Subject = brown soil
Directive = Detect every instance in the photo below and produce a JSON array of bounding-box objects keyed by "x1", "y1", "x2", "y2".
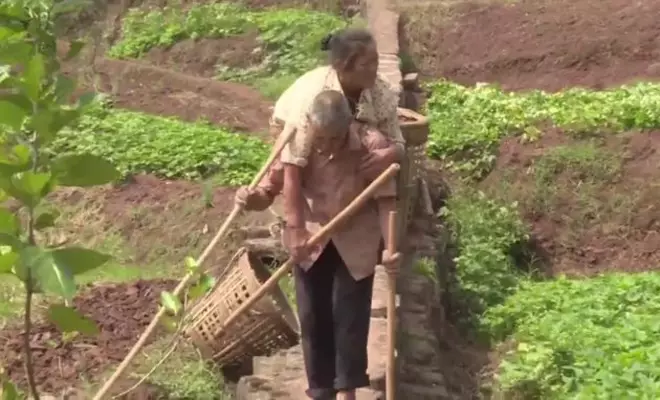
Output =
[
  {"x1": 51, "y1": 175, "x2": 276, "y2": 270},
  {"x1": 485, "y1": 129, "x2": 660, "y2": 277},
  {"x1": 145, "y1": 34, "x2": 264, "y2": 78},
  {"x1": 407, "y1": 0, "x2": 660, "y2": 91},
  {"x1": 0, "y1": 279, "x2": 176, "y2": 397},
  {"x1": 59, "y1": 42, "x2": 272, "y2": 134}
]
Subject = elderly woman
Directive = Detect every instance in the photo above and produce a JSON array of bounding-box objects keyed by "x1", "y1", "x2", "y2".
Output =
[{"x1": 236, "y1": 89, "x2": 402, "y2": 400}]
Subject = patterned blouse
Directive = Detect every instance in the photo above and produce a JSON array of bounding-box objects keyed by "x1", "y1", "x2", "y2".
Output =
[{"x1": 271, "y1": 65, "x2": 405, "y2": 167}]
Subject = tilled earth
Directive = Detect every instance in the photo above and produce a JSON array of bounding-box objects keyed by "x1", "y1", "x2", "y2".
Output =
[
  {"x1": 408, "y1": 0, "x2": 660, "y2": 91},
  {"x1": 0, "y1": 279, "x2": 176, "y2": 397}
]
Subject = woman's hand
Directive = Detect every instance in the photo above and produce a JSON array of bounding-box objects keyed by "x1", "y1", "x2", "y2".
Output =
[
  {"x1": 360, "y1": 146, "x2": 398, "y2": 178},
  {"x1": 381, "y1": 249, "x2": 402, "y2": 276},
  {"x1": 282, "y1": 226, "x2": 315, "y2": 263},
  {"x1": 234, "y1": 187, "x2": 273, "y2": 211}
]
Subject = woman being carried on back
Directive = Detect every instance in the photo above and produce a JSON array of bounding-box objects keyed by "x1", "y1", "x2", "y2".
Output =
[{"x1": 235, "y1": 28, "x2": 405, "y2": 400}]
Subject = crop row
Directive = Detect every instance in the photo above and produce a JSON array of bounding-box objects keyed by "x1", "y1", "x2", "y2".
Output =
[{"x1": 426, "y1": 81, "x2": 660, "y2": 176}]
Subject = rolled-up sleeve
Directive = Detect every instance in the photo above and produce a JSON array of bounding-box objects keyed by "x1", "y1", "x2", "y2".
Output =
[{"x1": 359, "y1": 127, "x2": 398, "y2": 199}]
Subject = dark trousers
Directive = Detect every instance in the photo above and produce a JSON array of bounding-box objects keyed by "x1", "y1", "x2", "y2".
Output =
[{"x1": 294, "y1": 241, "x2": 375, "y2": 399}]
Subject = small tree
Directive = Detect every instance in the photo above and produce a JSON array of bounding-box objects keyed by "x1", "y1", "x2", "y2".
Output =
[{"x1": 0, "y1": 1, "x2": 120, "y2": 399}]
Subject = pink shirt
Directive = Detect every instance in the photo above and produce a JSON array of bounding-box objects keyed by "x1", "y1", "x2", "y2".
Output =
[{"x1": 261, "y1": 121, "x2": 396, "y2": 280}]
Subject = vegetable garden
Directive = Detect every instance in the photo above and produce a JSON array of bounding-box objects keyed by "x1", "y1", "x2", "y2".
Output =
[{"x1": 2, "y1": 0, "x2": 660, "y2": 398}]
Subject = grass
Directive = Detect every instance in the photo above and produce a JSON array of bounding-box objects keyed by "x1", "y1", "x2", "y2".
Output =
[{"x1": 77, "y1": 339, "x2": 229, "y2": 399}]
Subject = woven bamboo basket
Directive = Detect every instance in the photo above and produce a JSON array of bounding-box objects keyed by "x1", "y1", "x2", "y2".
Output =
[
  {"x1": 397, "y1": 107, "x2": 429, "y2": 241},
  {"x1": 183, "y1": 248, "x2": 299, "y2": 367}
]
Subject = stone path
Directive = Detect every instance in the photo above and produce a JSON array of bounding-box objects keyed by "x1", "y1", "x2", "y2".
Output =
[
  {"x1": 237, "y1": 274, "x2": 392, "y2": 399},
  {"x1": 235, "y1": 1, "x2": 456, "y2": 398}
]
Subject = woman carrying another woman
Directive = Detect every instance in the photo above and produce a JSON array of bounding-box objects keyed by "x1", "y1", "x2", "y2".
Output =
[{"x1": 237, "y1": 28, "x2": 405, "y2": 400}]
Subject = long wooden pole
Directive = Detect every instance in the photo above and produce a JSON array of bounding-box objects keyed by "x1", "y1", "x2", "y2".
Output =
[
  {"x1": 209, "y1": 164, "x2": 401, "y2": 345},
  {"x1": 385, "y1": 211, "x2": 398, "y2": 400},
  {"x1": 92, "y1": 125, "x2": 297, "y2": 400}
]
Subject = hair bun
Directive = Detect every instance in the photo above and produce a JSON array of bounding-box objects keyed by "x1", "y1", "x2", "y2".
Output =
[{"x1": 320, "y1": 33, "x2": 334, "y2": 51}]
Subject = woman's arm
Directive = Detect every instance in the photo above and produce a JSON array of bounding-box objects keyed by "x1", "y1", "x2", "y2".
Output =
[{"x1": 283, "y1": 164, "x2": 306, "y2": 228}]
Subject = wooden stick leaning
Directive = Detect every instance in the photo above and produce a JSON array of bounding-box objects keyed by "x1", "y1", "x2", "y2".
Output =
[
  {"x1": 385, "y1": 211, "x2": 398, "y2": 400},
  {"x1": 208, "y1": 163, "x2": 402, "y2": 346},
  {"x1": 92, "y1": 124, "x2": 297, "y2": 400}
]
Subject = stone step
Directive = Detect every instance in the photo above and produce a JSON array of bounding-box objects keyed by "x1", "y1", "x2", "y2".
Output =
[{"x1": 237, "y1": 318, "x2": 390, "y2": 399}]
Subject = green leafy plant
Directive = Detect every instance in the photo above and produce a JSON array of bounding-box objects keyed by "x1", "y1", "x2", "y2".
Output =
[
  {"x1": 442, "y1": 190, "x2": 528, "y2": 331},
  {"x1": 0, "y1": 1, "x2": 121, "y2": 398},
  {"x1": 425, "y1": 81, "x2": 660, "y2": 177},
  {"x1": 108, "y1": 3, "x2": 347, "y2": 96},
  {"x1": 50, "y1": 104, "x2": 270, "y2": 183},
  {"x1": 483, "y1": 273, "x2": 660, "y2": 399}
]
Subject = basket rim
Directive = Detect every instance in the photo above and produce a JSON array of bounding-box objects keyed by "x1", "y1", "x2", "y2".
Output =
[{"x1": 397, "y1": 107, "x2": 428, "y2": 127}]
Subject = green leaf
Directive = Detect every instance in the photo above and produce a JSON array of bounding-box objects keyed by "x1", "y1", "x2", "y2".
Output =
[
  {"x1": 20, "y1": 246, "x2": 76, "y2": 300},
  {"x1": 0, "y1": 94, "x2": 30, "y2": 130},
  {"x1": 160, "y1": 314, "x2": 178, "y2": 332},
  {"x1": 54, "y1": 75, "x2": 75, "y2": 104},
  {"x1": 51, "y1": 247, "x2": 110, "y2": 275},
  {"x1": 52, "y1": 153, "x2": 120, "y2": 187},
  {"x1": 0, "y1": 208, "x2": 18, "y2": 235},
  {"x1": 188, "y1": 274, "x2": 216, "y2": 300},
  {"x1": 0, "y1": 40, "x2": 32, "y2": 65},
  {"x1": 7, "y1": 171, "x2": 51, "y2": 207},
  {"x1": 49, "y1": 108, "x2": 80, "y2": 136},
  {"x1": 22, "y1": 52, "x2": 45, "y2": 100},
  {"x1": 34, "y1": 208, "x2": 60, "y2": 230},
  {"x1": 11, "y1": 144, "x2": 31, "y2": 165},
  {"x1": 1, "y1": 379, "x2": 19, "y2": 400},
  {"x1": 161, "y1": 291, "x2": 182, "y2": 315},
  {"x1": 0, "y1": 250, "x2": 18, "y2": 274},
  {"x1": 185, "y1": 256, "x2": 199, "y2": 273},
  {"x1": 47, "y1": 304, "x2": 99, "y2": 336},
  {"x1": 65, "y1": 40, "x2": 84, "y2": 60},
  {"x1": 77, "y1": 92, "x2": 97, "y2": 110},
  {"x1": 30, "y1": 109, "x2": 54, "y2": 140}
]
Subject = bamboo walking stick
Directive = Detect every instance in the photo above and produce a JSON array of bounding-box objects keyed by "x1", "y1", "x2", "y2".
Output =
[
  {"x1": 92, "y1": 125, "x2": 297, "y2": 400},
  {"x1": 207, "y1": 164, "x2": 401, "y2": 347},
  {"x1": 385, "y1": 210, "x2": 398, "y2": 400}
]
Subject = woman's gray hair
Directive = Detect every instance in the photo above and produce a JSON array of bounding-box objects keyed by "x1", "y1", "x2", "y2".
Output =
[{"x1": 308, "y1": 90, "x2": 353, "y2": 136}]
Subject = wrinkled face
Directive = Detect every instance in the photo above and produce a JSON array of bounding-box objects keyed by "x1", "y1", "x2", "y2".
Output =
[
  {"x1": 310, "y1": 121, "x2": 349, "y2": 155},
  {"x1": 338, "y1": 42, "x2": 379, "y2": 90}
]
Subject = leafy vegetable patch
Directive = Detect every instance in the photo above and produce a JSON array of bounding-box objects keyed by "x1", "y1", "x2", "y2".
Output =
[
  {"x1": 484, "y1": 273, "x2": 660, "y2": 399},
  {"x1": 443, "y1": 190, "x2": 529, "y2": 330},
  {"x1": 425, "y1": 81, "x2": 660, "y2": 177},
  {"x1": 109, "y1": 3, "x2": 347, "y2": 93},
  {"x1": 51, "y1": 105, "x2": 269, "y2": 183}
]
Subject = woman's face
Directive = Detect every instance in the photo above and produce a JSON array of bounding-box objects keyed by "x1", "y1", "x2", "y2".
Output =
[
  {"x1": 339, "y1": 42, "x2": 379, "y2": 90},
  {"x1": 311, "y1": 122, "x2": 349, "y2": 155}
]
